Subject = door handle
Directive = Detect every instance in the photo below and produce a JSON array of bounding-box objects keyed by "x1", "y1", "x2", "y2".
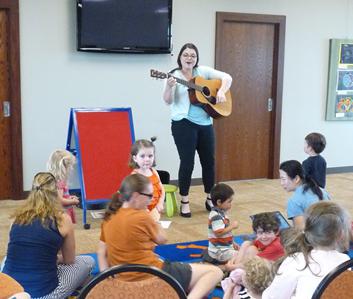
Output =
[
  {"x1": 267, "y1": 98, "x2": 273, "y2": 112},
  {"x1": 3, "y1": 101, "x2": 10, "y2": 117}
]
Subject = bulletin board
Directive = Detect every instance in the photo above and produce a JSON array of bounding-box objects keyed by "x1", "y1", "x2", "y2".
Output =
[
  {"x1": 326, "y1": 39, "x2": 353, "y2": 120},
  {"x1": 66, "y1": 108, "x2": 135, "y2": 227}
]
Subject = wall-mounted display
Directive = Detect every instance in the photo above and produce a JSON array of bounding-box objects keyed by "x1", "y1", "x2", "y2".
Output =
[{"x1": 326, "y1": 39, "x2": 353, "y2": 120}]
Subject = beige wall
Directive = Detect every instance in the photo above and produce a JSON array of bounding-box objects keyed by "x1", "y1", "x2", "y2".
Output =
[{"x1": 19, "y1": 0, "x2": 353, "y2": 189}]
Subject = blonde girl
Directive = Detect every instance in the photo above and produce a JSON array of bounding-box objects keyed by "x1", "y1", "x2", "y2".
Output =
[
  {"x1": 3, "y1": 172, "x2": 94, "y2": 298},
  {"x1": 222, "y1": 256, "x2": 274, "y2": 299},
  {"x1": 262, "y1": 201, "x2": 351, "y2": 299},
  {"x1": 129, "y1": 137, "x2": 165, "y2": 221},
  {"x1": 47, "y1": 149, "x2": 79, "y2": 223}
]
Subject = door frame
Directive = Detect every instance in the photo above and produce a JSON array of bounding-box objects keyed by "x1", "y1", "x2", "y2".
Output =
[
  {"x1": 215, "y1": 12, "x2": 285, "y2": 179},
  {"x1": 0, "y1": 0, "x2": 23, "y2": 199}
]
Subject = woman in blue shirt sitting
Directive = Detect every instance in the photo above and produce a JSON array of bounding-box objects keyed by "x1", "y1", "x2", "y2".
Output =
[{"x1": 279, "y1": 160, "x2": 329, "y2": 229}]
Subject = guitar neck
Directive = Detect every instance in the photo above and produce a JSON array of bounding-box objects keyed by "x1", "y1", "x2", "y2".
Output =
[{"x1": 171, "y1": 74, "x2": 203, "y2": 92}]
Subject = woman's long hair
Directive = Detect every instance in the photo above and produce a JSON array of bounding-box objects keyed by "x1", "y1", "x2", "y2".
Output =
[
  {"x1": 104, "y1": 174, "x2": 150, "y2": 221},
  {"x1": 273, "y1": 201, "x2": 351, "y2": 275},
  {"x1": 12, "y1": 172, "x2": 64, "y2": 227},
  {"x1": 279, "y1": 160, "x2": 323, "y2": 199}
]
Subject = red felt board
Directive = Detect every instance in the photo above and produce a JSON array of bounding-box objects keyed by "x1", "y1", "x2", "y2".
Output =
[{"x1": 75, "y1": 110, "x2": 133, "y2": 200}]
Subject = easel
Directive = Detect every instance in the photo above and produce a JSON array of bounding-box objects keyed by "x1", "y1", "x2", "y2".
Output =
[{"x1": 66, "y1": 108, "x2": 135, "y2": 228}]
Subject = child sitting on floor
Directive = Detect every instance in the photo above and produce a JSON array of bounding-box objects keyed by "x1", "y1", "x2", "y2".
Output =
[
  {"x1": 227, "y1": 212, "x2": 284, "y2": 270},
  {"x1": 222, "y1": 256, "x2": 274, "y2": 299},
  {"x1": 206, "y1": 183, "x2": 239, "y2": 264}
]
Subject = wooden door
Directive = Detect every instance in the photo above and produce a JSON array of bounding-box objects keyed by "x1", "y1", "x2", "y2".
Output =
[
  {"x1": 0, "y1": 1, "x2": 23, "y2": 200},
  {"x1": 214, "y1": 12, "x2": 285, "y2": 181}
]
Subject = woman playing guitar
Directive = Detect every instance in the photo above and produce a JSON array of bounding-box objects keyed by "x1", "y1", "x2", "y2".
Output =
[{"x1": 162, "y1": 43, "x2": 232, "y2": 218}]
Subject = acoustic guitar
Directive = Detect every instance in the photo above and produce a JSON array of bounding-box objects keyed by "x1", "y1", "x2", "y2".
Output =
[{"x1": 150, "y1": 69, "x2": 232, "y2": 118}]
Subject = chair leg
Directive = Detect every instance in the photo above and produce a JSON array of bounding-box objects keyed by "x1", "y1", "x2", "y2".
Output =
[
  {"x1": 172, "y1": 192, "x2": 178, "y2": 215},
  {"x1": 165, "y1": 193, "x2": 174, "y2": 218}
]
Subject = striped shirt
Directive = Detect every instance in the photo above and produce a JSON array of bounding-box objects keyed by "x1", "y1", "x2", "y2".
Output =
[{"x1": 208, "y1": 207, "x2": 233, "y2": 255}]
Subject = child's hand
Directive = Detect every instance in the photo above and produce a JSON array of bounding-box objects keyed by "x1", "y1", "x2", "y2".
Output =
[
  {"x1": 230, "y1": 220, "x2": 239, "y2": 230},
  {"x1": 70, "y1": 195, "x2": 80, "y2": 205},
  {"x1": 233, "y1": 242, "x2": 240, "y2": 250}
]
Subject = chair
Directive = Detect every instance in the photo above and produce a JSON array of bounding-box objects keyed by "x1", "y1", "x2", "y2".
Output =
[
  {"x1": 311, "y1": 258, "x2": 353, "y2": 299},
  {"x1": 78, "y1": 264, "x2": 187, "y2": 299},
  {"x1": 157, "y1": 170, "x2": 179, "y2": 218}
]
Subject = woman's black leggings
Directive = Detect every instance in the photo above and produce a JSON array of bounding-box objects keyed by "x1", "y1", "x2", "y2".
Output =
[{"x1": 171, "y1": 118, "x2": 215, "y2": 196}]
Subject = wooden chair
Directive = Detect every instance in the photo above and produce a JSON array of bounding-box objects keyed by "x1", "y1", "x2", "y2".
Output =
[
  {"x1": 312, "y1": 258, "x2": 353, "y2": 299},
  {"x1": 78, "y1": 264, "x2": 187, "y2": 299}
]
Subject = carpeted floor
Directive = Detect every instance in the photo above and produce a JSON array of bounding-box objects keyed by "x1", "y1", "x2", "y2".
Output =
[{"x1": 2, "y1": 173, "x2": 353, "y2": 260}]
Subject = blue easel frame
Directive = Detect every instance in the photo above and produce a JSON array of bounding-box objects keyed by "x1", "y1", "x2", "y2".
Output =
[{"x1": 66, "y1": 107, "x2": 135, "y2": 228}]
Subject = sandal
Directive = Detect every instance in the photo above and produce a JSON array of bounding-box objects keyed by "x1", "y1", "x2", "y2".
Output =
[
  {"x1": 205, "y1": 197, "x2": 213, "y2": 212},
  {"x1": 180, "y1": 200, "x2": 191, "y2": 218}
]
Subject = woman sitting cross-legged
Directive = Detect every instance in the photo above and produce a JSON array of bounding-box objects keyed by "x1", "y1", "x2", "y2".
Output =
[
  {"x1": 97, "y1": 173, "x2": 223, "y2": 299},
  {"x1": 2, "y1": 172, "x2": 95, "y2": 299}
]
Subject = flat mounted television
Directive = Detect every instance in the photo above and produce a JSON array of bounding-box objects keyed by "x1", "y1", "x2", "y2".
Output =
[{"x1": 76, "y1": 0, "x2": 172, "y2": 54}]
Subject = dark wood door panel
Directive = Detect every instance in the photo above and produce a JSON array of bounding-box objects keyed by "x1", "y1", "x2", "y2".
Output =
[
  {"x1": 0, "y1": 10, "x2": 12, "y2": 198},
  {"x1": 215, "y1": 12, "x2": 285, "y2": 181},
  {"x1": 0, "y1": 0, "x2": 23, "y2": 200}
]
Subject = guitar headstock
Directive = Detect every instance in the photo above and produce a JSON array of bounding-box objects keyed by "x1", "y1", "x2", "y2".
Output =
[{"x1": 150, "y1": 69, "x2": 168, "y2": 80}]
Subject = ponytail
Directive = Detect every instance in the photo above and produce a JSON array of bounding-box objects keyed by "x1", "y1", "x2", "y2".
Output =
[
  {"x1": 273, "y1": 228, "x2": 313, "y2": 275},
  {"x1": 104, "y1": 192, "x2": 124, "y2": 221},
  {"x1": 274, "y1": 202, "x2": 349, "y2": 277},
  {"x1": 303, "y1": 176, "x2": 323, "y2": 200},
  {"x1": 103, "y1": 174, "x2": 151, "y2": 221}
]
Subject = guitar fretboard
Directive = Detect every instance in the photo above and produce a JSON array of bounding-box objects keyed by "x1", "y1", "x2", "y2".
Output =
[{"x1": 169, "y1": 74, "x2": 203, "y2": 92}]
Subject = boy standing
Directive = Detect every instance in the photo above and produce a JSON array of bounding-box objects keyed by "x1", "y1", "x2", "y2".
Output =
[
  {"x1": 303, "y1": 132, "x2": 327, "y2": 188},
  {"x1": 207, "y1": 183, "x2": 239, "y2": 264}
]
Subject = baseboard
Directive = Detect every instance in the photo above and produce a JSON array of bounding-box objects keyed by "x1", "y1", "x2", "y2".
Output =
[
  {"x1": 170, "y1": 167, "x2": 353, "y2": 185},
  {"x1": 170, "y1": 178, "x2": 203, "y2": 186},
  {"x1": 327, "y1": 166, "x2": 353, "y2": 174},
  {"x1": 19, "y1": 168, "x2": 352, "y2": 200}
]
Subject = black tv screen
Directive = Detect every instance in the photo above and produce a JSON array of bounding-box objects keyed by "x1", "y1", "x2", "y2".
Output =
[{"x1": 77, "y1": 0, "x2": 172, "y2": 54}]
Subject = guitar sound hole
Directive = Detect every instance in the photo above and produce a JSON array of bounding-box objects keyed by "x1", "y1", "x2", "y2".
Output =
[
  {"x1": 202, "y1": 87, "x2": 217, "y2": 104},
  {"x1": 202, "y1": 86, "x2": 210, "y2": 97}
]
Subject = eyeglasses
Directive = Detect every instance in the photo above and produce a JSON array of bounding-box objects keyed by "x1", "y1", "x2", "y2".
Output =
[
  {"x1": 138, "y1": 192, "x2": 153, "y2": 199},
  {"x1": 256, "y1": 230, "x2": 275, "y2": 236},
  {"x1": 182, "y1": 53, "x2": 197, "y2": 59}
]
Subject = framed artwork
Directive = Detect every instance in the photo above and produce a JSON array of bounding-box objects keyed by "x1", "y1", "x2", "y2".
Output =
[{"x1": 326, "y1": 39, "x2": 353, "y2": 120}]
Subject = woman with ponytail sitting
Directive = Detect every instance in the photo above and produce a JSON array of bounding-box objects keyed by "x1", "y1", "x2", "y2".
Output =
[
  {"x1": 262, "y1": 201, "x2": 351, "y2": 299},
  {"x1": 3, "y1": 172, "x2": 94, "y2": 298},
  {"x1": 279, "y1": 160, "x2": 329, "y2": 229},
  {"x1": 97, "y1": 173, "x2": 223, "y2": 299}
]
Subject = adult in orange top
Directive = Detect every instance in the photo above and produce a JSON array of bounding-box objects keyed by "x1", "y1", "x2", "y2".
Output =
[{"x1": 97, "y1": 174, "x2": 223, "y2": 299}]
